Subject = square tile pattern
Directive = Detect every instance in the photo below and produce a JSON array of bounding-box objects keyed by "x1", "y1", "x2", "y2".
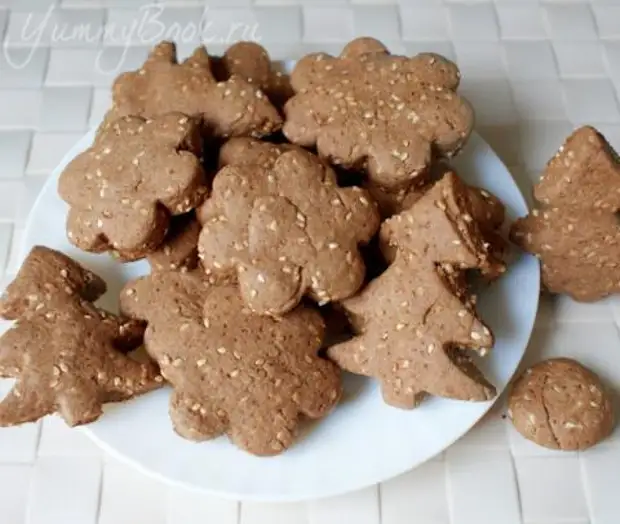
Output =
[{"x1": 0, "y1": 1, "x2": 620, "y2": 523}]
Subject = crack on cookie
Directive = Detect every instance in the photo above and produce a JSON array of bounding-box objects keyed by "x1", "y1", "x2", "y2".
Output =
[
  {"x1": 421, "y1": 299, "x2": 438, "y2": 326},
  {"x1": 541, "y1": 372, "x2": 561, "y2": 449},
  {"x1": 511, "y1": 126, "x2": 620, "y2": 301}
]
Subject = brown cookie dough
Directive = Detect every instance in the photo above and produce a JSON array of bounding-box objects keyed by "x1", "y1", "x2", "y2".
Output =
[
  {"x1": 0, "y1": 246, "x2": 162, "y2": 427},
  {"x1": 120, "y1": 270, "x2": 341, "y2": 456},
  {"x1": 511, "y1": 126, "x2": 620, "y2": 301},
  {"x1": 284, "y1": 37, "x2": 474, "y2": 192},
  {"x1": 197, "y1": 138, "x2": 380, "y2": 315},
  {"x1": 328, "y1": 172, "x2": 497, "y2": 409},
  {"x1": 211, "y1": 41, "x2": 293, "y2": 109},
  {"x1": 58, "y1": 113, "x2": 207, "y2": 261},
  {"x1": 509, "y1": 358, "x2": 614, "y2": 451},
  {"x1": 108, "y1": 41, "x2": 282, "y2": 139}
]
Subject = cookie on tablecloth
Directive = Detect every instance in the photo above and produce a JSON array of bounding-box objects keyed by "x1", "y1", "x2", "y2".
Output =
[
  {"x1": 511, "y1": 126, "x2": 620, "y2": 301},
  {"x1": 509, "y1": 358, "x2": 614, "y2": 451}
]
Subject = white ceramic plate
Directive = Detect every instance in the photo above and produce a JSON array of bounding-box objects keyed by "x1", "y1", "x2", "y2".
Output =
[{"x1": 14, "y1": 130, "x2": 539, "y2": 502}]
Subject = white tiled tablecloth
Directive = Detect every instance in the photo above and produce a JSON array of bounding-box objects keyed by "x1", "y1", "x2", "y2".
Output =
[{"x1": 1, "y1": 1, "x2": 620, "y2": 523}]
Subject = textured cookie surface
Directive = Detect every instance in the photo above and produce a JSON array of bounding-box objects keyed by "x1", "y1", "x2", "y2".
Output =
[
  {"x1": 0, "y1": 246, "x2": 162, "y2": 427},
  {"x1": 328, "y1": 173, "x2": 496, "y2": 409},
  {"x1": 374, "y1": 168, "x2": 507, "y2": 275},
  {"x1": 217, "y1": 136, "x2": 297, "y2": 171},
  {"x1": 509, "y1": 358, "x2": 614, "y2": 451},
  {"x1": 284, "y1": 37, "x2": 474, "y2": 192},
  {"x1": 212, "y1": 41, "x2": 293, "y2": 109},
  {"x1": 120, "y1": 271, "x2": 341, "y2": 456},
  {"x1": 108, "y1": 41, "x2": 282, "y2": 138},
  {"x1": 197, "y1": 138, "x2": 380, "y2": 315},
  {"x1": 465, "y1": 186, "x2": 508, "y2": 272},
  {"x1": 511, "y1": 126, "x2": 620, "y2": 301},
  {"x1": 147, "y1": 213, "x2": 202, "y2": 273},
  {"x1": 58, "y1": 113, "x2": 206, "y2": 261}
]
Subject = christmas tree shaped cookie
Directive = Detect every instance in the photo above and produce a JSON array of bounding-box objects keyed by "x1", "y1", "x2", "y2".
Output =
[
  {"x1": 328, "y1": 173, "x2": 496, "y2": 408},
  {"x1": 511, "y1": 126, "x2": 620, "y2": 301}
]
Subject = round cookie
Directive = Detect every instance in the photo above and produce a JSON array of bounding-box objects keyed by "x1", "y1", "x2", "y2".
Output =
[{"x1": 509, "y1": 358, "x2": 614, "y2": 451}]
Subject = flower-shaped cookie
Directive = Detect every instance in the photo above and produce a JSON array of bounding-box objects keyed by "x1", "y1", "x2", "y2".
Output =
[
  {"x1": 108, "y1": 41, "x2": 282, "y2": 138},
  {"x1": 121, "y1": 271, "x2": 341, "y2": 456},
  {"x1": 284, "y1": 37, "x2": 474, "y2": 191},
  {"x1": 197, "y1": 140, "x2": 380, "y2": 315},
  {"x1": 58, "y1": 113, "x2": 207, "y2": 261},
  {"x1": 211, "y1": 41, "x2": 293, "y2": 109}
]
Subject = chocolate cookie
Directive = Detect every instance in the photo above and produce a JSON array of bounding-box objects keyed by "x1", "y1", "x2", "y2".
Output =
[
  {"x1": 509, "y1": 358, "x2": 614, "y2": 451},
  {"x1": 212, "y1": 41, "x2": 293, "y2": 109},
  {"x1": 0, "y1": 246, "x2": 162, "y2": 427},
  {"x1": 58, "y1": 113, "x2": 207, "y2": 261},
  {"x1": 328, "y1": 172, "x2": 496, "y2": 409},
  {"x1": 284, "y1": 37, "x2": 474, "y2": 192},
  {"x1": 377, "y1": 171, "x2": 507, "y2": 279},
  {"x1": 197, "y1": 138, "x2": 380, "y2": 315},
  {"x1": 120, "y1": 270, "x2": 341, "y2": 456},
  {"x1": 146, "y1": 213, "x2": 202, "y2": 273},
  {"x1": 108, "y1": 41, "x2": 282, "y2": 138},
  {"x1": 511, "y1": 126, "x2": 620, "y2": 301}
]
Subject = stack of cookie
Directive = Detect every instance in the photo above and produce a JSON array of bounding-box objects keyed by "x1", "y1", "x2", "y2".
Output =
[{"x1": 2, "y1": 37, "x2": 614, "y2": 456}]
